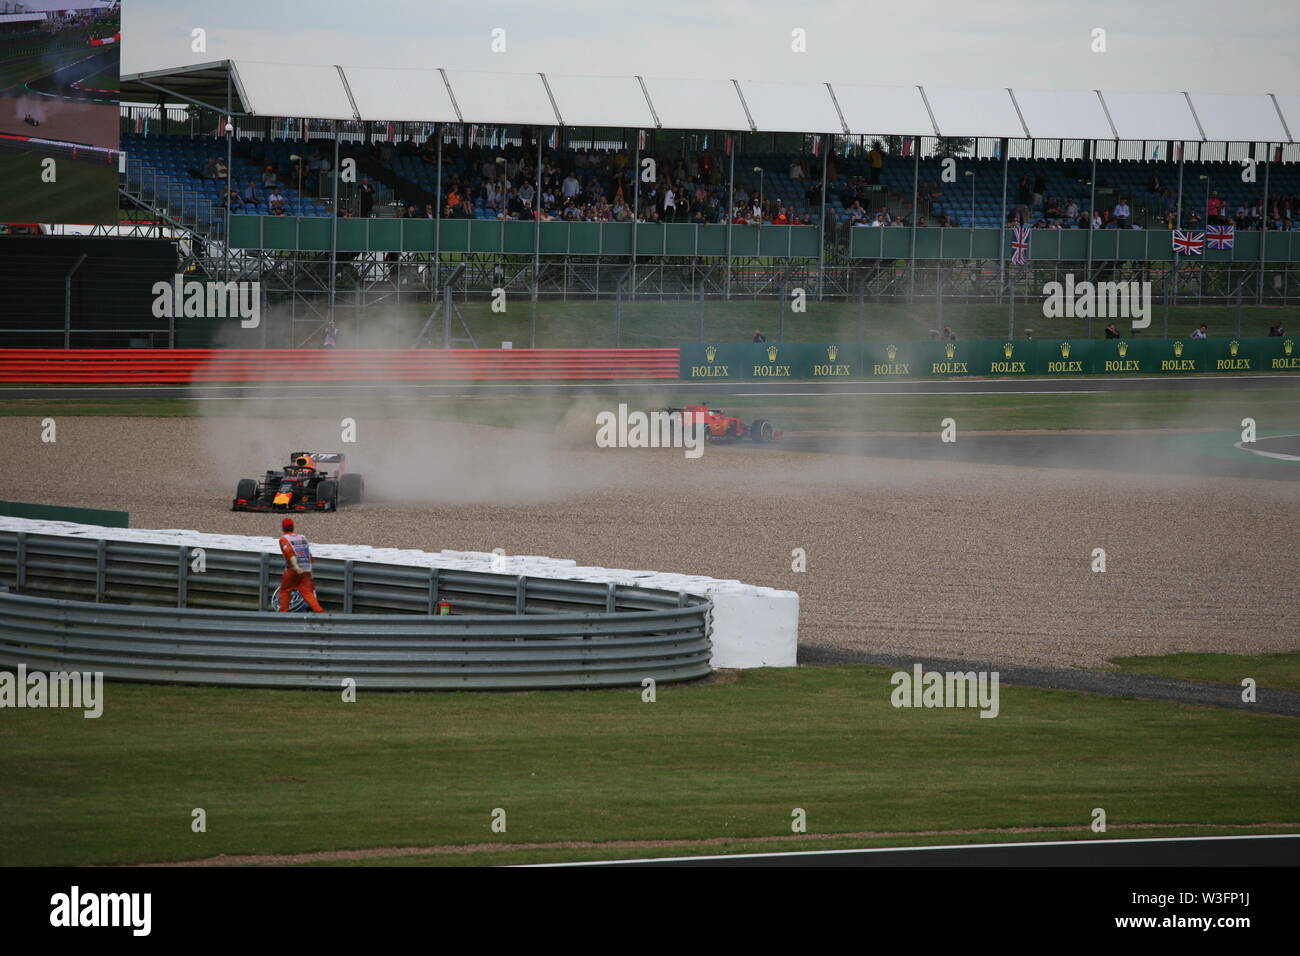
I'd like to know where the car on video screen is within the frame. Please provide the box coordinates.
[231,451,364,512]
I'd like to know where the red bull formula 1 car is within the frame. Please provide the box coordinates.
[660,404,782,442]
[231,451,364,512]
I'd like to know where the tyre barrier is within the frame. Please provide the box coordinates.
[0,529,713,690]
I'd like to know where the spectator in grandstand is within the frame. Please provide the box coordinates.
[1023,329,1034,340]
[790,159,804,180]
[323,321,339,349]
[1191,324,1208,339]
[1269,322,1286,337]
[868,145,884,185]
[1065,198,1078,220]
[1033,174,1046,210]
[941,326,957,342]
[752,330,767,343]
[359,177,375,217]
[203,158,218,180]
[268,187,286,216]
[1207,191,1225,224]
[1148,172,1162,195]
[1234,202,1252,230]
[1113,198,1131,229]
[243,180,259,207]
[561,171,581,201]
[1017,174,1032,208]
[262,165,277,189]
[423,204,436,219]
[1104,323,1122,339]
[848,200,866,223]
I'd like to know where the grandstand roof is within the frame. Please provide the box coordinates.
[119,59,1298,143]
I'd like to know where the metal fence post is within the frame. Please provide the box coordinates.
[96,539,106,603]
[606,582,617,612]
[258,551,269,610]
[177,545,188,608]
[343,559,354,613]
[428,567,439,613]
[516,575,527,614]
[15,532,26,592]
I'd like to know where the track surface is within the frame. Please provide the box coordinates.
[569,834,1300,867]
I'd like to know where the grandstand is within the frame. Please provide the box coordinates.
[105,61,1300,346]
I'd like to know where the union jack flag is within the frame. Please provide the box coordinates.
[1206,224,1234,250]
[1173,230,1204,255]
[1011,225,1031,265]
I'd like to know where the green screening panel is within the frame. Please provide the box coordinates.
[326,218,361,252]
[939,229,973,259]
[849,227,880,258]
[602,222,633,255]
[259,216,299,250]
[437,219,469,253]
[503,221,535,254]
[729,225,758,257]
[1059,231,1089,259]
[634,223,665,256]
[757,226,791,258]
[1116,230,1150,260]
[1262,231,1293,262]
[364,219,400,252]
[401,219,435,251]
[297,217,331,251]
[912,228,942,258]
[789,227,820,257]
[665,224,697,256]
[971,228,1001,259]
[1088,231,1119,260]
[228,215,262,249]
[1022,229,1060,260]
[880,228,911,259]
[470,220,505,253]
[697,224,727,256]
[538,222,569,255]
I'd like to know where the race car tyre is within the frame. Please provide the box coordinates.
[750,419,775,442]
[339,472,364,506]
[233,478,257,509]
[316,479,338,511]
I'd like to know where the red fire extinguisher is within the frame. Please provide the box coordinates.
[436,600,451,615]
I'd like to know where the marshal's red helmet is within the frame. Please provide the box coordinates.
[281,518,295,532]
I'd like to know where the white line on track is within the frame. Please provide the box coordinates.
[520,832,1300,867]
[1234,435,1300,461]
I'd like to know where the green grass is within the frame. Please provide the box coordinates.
[3,384,1298,435]
[318,298,1287,349]
[1107,652,1300,693]
[1,665,1295,866]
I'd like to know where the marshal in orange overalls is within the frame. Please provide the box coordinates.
[277,518,324,613]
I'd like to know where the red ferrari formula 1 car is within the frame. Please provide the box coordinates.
[231,451,364,512]
[660,404,782,442]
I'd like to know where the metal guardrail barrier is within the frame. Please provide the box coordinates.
[0,531,713,690]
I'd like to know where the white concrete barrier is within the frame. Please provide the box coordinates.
[0,517,799,669]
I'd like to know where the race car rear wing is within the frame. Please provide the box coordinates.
[287,451,348,474]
